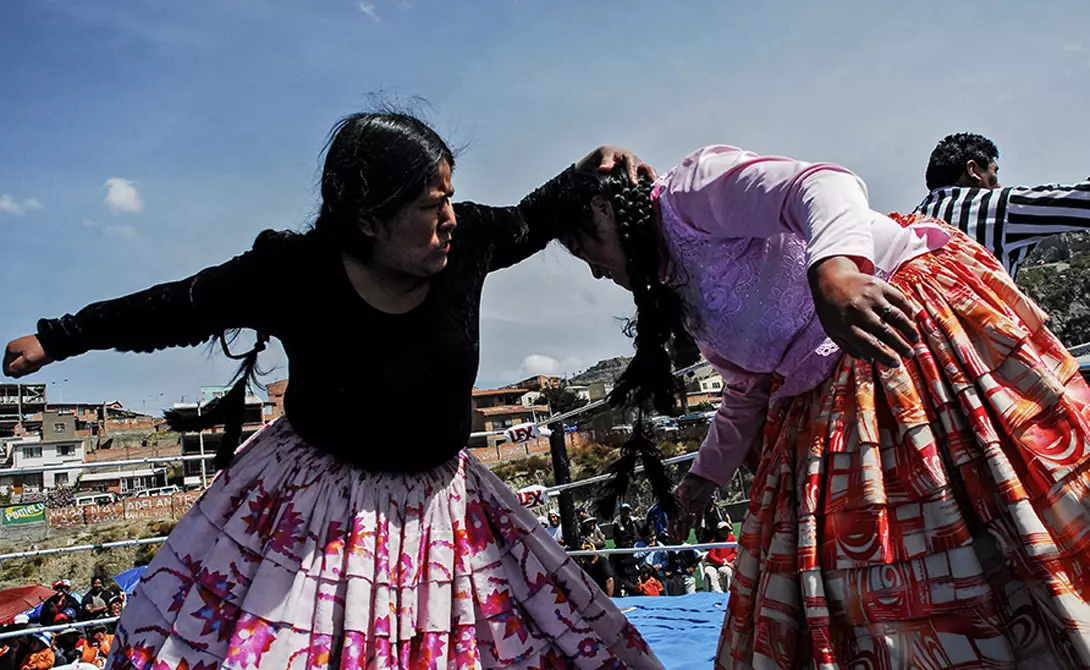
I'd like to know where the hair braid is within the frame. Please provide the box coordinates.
[603,172,697,416]
[587,169,700,519]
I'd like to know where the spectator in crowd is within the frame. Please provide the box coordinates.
[612,503,638,548]
[0,615,31,670]
[578,543,616,597]
[703,520,738,593]
[39,580,80,626]
[610,503,641,596]
[104,597,124,636]
[646,503,670,540]
[612,554,642,598]
[81,625,112,666]
[80,577,110,621]
[697,500,728,544]
[634,566,664,597]
[665,537,699,595]
[52,629,83,667]
[632,524,653,560]
[581,517,607,550]
[17,633,53,670]
[638,530,669,580]
[544,511,563,544]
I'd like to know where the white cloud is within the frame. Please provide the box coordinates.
[84,219,136,237]
[505,353,586,382]
[521,354,561,375]
[358,2,381,22]
[0,195,42,216]
[104,178,144,214]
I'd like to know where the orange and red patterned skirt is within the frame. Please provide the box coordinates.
[717,219,1090,669]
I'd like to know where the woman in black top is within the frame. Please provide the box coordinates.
[3,112,663,669]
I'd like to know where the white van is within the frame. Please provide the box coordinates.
[74,492,117,507]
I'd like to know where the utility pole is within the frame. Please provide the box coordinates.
[16,383,23,435]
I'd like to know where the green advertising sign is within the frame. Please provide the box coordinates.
[2,503,46,526]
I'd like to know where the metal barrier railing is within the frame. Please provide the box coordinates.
[566,541,737,557]
[0,616,119,641]
[0,536,168,562]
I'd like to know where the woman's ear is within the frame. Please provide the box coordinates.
[590,194,612,222]
[357,214,379,239]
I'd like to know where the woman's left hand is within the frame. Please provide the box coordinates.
[809,256,919,367]
[575,146,656,183]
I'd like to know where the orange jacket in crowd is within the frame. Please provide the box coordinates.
[20,648,54,670]
[636,576,664,596]
[82,634,114,666]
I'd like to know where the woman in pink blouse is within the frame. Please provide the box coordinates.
[562,145,1090,669]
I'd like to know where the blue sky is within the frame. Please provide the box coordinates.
[2,0,1088,412]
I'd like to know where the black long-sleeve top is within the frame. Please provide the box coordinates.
[35,169,585,473]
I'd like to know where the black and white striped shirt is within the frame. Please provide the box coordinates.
[913,181,1090,275]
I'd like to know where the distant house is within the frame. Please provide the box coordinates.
[506,375,563,392]
[77,467,167,495]
[170,386,270,488]
[469,388,545,449]
[684,366,724,408]
[0,436,86,495]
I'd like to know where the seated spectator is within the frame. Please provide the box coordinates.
[80,577,112,621]
[645,503,670,540]
[17,633,53,670]
[703,520,738,593]
[544,511,563,544]
[105,597,124,636]
[576,507,590,525]
[634,566,664,597]
[40,580,80,626]
[52,628,84,667]
[578,543,615,597]
[0,615,30,670]
[665,537,699,595]
[580,517,607,550]
[610,508,641,596]
[637,531,669,579]
[612,503,638,548]
[81,625,112,666]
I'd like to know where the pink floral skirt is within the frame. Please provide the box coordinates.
[105,420,662,669]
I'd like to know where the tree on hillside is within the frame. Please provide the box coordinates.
[542,387,584,415]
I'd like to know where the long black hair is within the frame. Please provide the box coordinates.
[563,167,700,518]
[313,110,456,259]
[166,110,456,470]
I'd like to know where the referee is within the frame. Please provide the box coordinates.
[914,132,1090,276]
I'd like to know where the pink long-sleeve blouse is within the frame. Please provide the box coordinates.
[657,145,949,486]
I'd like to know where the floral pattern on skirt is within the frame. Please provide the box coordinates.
[717,219,1090,669]
[106,421,662,669]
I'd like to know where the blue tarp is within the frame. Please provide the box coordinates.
[613,592,727,669]
[112,566,147,595]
